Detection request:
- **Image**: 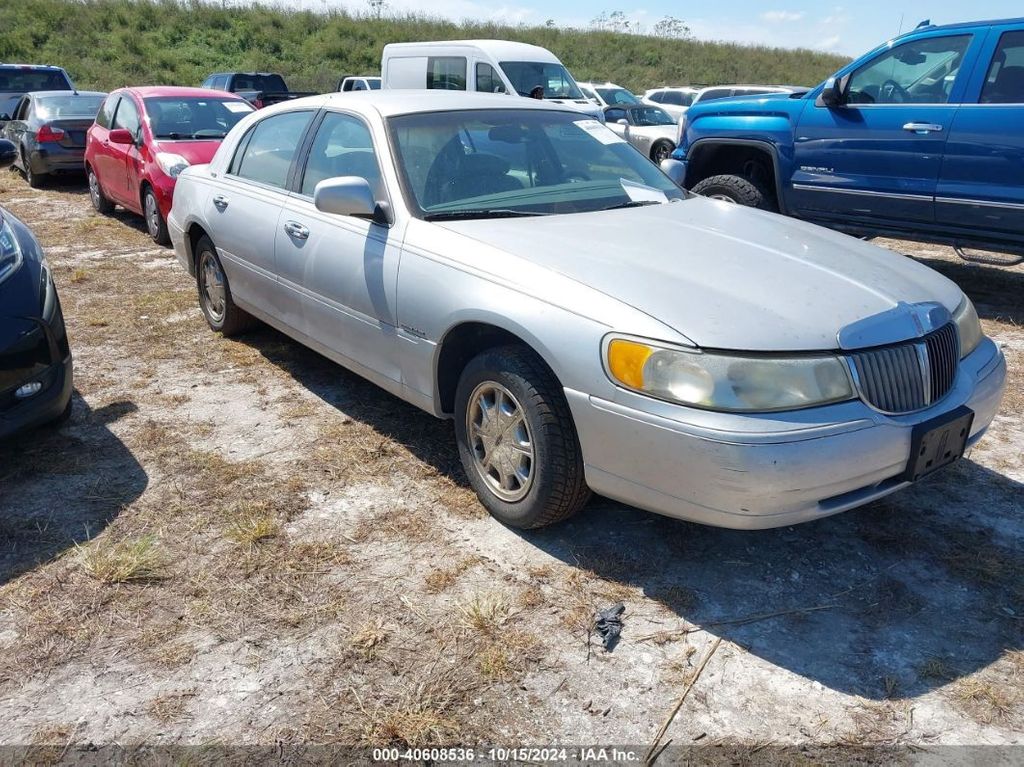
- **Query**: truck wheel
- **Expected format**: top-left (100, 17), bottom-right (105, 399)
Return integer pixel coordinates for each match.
top-left (455, 345), bottom-right (590, 529)
top-left (650, 140), bottom-right (675, 163)
top-left (692, 174), bottom-right (774, 210)
top-left (195, 235), bottom-right (258, 336)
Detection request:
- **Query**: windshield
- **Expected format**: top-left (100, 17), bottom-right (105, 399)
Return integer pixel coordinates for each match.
top-left (596, 87), bottom-right (639, 105)
top-left (500, 62), bottom-right (584, 100)
top-left (144, 96), bottom-right (254, 140)
top-left (630, 106), bottom-right (675, 126)
top-left (35, 94), bottom-right (104, 119)
top-left (0, 68), bottom-right (72, 93)
top-left (390, 108), bottom-right (685, 219)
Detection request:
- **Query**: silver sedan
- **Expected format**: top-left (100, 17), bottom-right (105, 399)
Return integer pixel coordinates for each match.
top-left (603, 104), bottom-right (678, 162)
top-left (168, 92), bottom-right (1006, 530)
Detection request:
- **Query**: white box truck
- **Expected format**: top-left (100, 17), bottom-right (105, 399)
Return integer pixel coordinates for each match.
top-left (381, 40), bottom-right (604, 120)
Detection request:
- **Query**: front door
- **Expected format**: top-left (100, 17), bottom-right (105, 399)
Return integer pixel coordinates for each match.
top-left (274, 110), bottom-right (403, 385)
top-left (791, 32), bottom-right (979, 226)
top-left (936, 27), bottom-right (1024, 240)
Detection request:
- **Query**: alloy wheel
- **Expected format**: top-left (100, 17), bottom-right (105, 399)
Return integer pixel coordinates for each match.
top-left (145, 192), bottom-right (161, 238)
top-left (199, 251), bottom-right (227, 323)
top-left (466, 381), bottom-right (535, 502)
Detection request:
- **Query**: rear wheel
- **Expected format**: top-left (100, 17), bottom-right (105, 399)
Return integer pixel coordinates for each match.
top-left (144, 187), bottom-right (170, 245)
top-left (650, 140), bottom-right (675, 164)
top-left (195, 235), bottom-right (257, 336)
top-left (22, 150), bottom-right (45, 188)
top-left (88, 166), bottom-right (114, 214)
top-left (454, 345), bottom-right (590, 529)
top-left (691, 173), bottom-right (774, 210)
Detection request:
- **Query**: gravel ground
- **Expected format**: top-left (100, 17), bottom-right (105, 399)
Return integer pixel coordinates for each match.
top-left (0, 169), bottom-right (1021, 758)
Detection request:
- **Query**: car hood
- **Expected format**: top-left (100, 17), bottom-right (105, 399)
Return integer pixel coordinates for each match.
top-left (151, 139), bottom-right (223, 166)
top-left (435, 198), bottom-right (963, 352)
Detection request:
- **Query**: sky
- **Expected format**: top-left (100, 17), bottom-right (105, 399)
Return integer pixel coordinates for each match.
top-left (323, 1), bottom-right (1022, 56)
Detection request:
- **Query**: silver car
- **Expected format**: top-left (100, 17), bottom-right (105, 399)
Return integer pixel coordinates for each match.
top-left (603, 104), bottom-right (678, 162)
top-left (168, 92), bottom-right (1006, 531)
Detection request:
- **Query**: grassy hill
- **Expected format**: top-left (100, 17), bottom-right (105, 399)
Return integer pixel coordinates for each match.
top-left (0, 0), bottom-right (850, 94)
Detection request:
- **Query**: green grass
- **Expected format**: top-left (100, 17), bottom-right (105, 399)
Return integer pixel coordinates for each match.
top-left (0, 0), bottom-right (850, 95)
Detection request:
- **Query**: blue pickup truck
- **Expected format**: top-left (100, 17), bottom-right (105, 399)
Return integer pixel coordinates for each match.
top-left (669, 17), bottom-right (1024, 259)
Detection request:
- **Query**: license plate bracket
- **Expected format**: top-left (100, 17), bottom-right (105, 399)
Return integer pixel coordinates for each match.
top-left (904, 406), bottom-right (974, 483)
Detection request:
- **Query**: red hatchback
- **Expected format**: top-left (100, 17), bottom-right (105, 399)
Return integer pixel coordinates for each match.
top-left (84, 86), bottom-right (254, 244)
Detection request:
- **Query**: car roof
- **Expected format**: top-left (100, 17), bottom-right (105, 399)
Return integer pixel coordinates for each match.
top-left (26, 90), bottom-right (105, 98)
top-left (383, 39), bottom-right (561, 63)
top-left (259, 91), bottom-right (585, 119)
top-left (122, 85), bottom-right (248, 99)
top-left (899, 16), bottom-right (1024, 37)
top-left (0, 64), bottom-right (68, 71)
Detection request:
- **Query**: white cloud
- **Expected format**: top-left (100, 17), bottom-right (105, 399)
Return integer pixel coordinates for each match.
top-left (760, 10), bottom-right (805, 23)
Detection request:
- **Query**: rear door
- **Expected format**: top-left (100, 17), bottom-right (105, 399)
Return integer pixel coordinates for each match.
top-left (791, 31), bottom-right (981, 225)
top-left (89, 94), bottom-right (121, 195)
top-left (936, 26), bottom-right (1024, 239)
top-left (5, 96), bottom-right (29, 152)
top-left (211, 109), bottom-right (314, 321)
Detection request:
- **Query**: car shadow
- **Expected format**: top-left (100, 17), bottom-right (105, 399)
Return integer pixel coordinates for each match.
top-left (236, 324), bottom-right (1022, 702)
top-left (907, 254), bottom-right (1024, 325)
top-left (0, 393), bottom-right (147, 586)
top-left (23, 173), bottom-right (153, 239)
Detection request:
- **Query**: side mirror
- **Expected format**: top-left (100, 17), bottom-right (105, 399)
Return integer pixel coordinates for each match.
top-left (616, 118), bottom-right (629, 126)
top-left (659, 159), bottom-right (687, 187)
top-left (0, 139), bottom-right (16, 169)
top-left (314, 176), bottom-right (382, 221)
top-left (0, 113), bottom-right (10, 123)
top-left (109, 128), bottom-right (136, 145)
top-left (819, 74), bottom-right (850, 108)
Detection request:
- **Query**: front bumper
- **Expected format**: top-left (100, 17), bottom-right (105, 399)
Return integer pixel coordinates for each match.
top-left (566, 338), bottom-right (1007, 529)
top-left (0, 281), bottom-right (73, 440)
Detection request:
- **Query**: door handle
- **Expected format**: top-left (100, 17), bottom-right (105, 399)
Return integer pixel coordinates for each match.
top-left (212, 194), bottom-right (229, 210)
top-left (903, 122), bottom-right (944, 134)
top-left (283, 220), bottom-right (309, 240)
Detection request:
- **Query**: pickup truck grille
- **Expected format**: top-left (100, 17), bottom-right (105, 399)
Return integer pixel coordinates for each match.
top-left (848, 323), bottom-right (959, 414)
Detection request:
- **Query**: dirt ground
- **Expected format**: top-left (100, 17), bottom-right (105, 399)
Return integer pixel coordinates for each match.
top-left (0, 168), bottom-right (1022, 757)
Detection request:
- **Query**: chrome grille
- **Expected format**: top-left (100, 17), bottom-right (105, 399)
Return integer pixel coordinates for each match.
top-left (848, 323), bottom-right (959, 414)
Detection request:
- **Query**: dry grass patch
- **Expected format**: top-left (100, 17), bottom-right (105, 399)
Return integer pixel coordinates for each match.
top-left (69, 268), bottom-right (89, 283)
top-left (145, 692), bottom-right (194, 724)
top-left (951, 676), bottom-right (1020, 724)
top-left (226, 506), bottom-right (281, 547)
top-left (351, 619), bottom-right (389, 660)
top-left (78, 535), bottom-right (164, 584)
top-left (423, 556), bottom-right (479, 594)
top-left (458, 591), bottom-right (510, 635)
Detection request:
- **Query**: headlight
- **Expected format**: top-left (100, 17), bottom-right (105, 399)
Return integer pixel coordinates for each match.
top-left (0, 216), bottom-right (24, 285)
top-left (953, 297), bottom-right (983, 359)
top-left (156, 152), bottom-right (190, 178)
top-left (604, 337), bottom-right (854, 412)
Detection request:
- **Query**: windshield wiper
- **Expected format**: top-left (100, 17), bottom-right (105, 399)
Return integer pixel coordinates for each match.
top-left (423, 209), bottom-right (543, 221)
top-left (598, 200), bottom-right (664, 212)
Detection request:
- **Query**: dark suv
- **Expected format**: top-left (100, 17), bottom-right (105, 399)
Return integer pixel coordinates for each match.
top-left (0, 65), bottom-right (75, 127)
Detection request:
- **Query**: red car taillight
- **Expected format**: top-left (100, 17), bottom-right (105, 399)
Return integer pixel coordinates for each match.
top-left (36, 124), bottom-right (65, 143)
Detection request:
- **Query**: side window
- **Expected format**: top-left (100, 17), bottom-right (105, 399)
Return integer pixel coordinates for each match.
top-left (113, 96), bottom-right (140, 135)
top-left (201, 76), bottom-right (214, 88)
top-left (95, 95), bottom-right (119, 129)
top-left (14, 97), bottom-right (29, 121)
top-left (980, 30), bottom-right (1024, 104)
top-left (698, 88), bottom-right (732, 102)
top-left (663, 92), bottom-right (683, 106)
top-left (475, 63), bottom-right (506, 94)
top-left (351, 80), bottom-right (367, 91)
top-left (300, 111), bottom-right (383, 199)
top-left (847, 35), bottom-right (971, 104)
top-left (427, 57), bottom-right (467, 91)
top-left (231, 110), bottom-right (313, 189)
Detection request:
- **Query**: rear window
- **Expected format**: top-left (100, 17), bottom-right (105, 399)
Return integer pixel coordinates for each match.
top-left (231, 74), bottom-right (287, 92)
top-left (34, 94), bottom-right (104, 119)
top-left (0, 67), bottom-right (72, 92)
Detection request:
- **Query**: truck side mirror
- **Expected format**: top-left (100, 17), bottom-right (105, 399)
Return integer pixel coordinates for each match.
top-left (819, 74), bottom-right (850, 108)
top-left (0, 139), bottom-right (16, 169)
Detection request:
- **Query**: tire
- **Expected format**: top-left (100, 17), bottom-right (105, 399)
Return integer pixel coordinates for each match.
top-left (691, 173), bottom-right (774, 210)
top-left (454, 345), bottom-right (590, 529)
top-left (143, 186), bottom-right (170, 245)
top-left (194, 235), bottom-right (257, 336)
top-left (88, 165), bottom-right (114, 214)
top-left (650, 140), bottom-right (675, 164)
top-left (23, 150), bottom-right (45, 189)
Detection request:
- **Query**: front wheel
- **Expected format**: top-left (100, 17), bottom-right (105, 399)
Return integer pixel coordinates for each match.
top-left (691, 173), bottom-right (775, 210)
top-left (195, 235), bottom-right (257, 336)
top-left (144, 187), bottom-right (170, 245)
top-left (650, 140), bottom-right (675, 164)
top-left (455, 345), bottom-right (590, 529)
